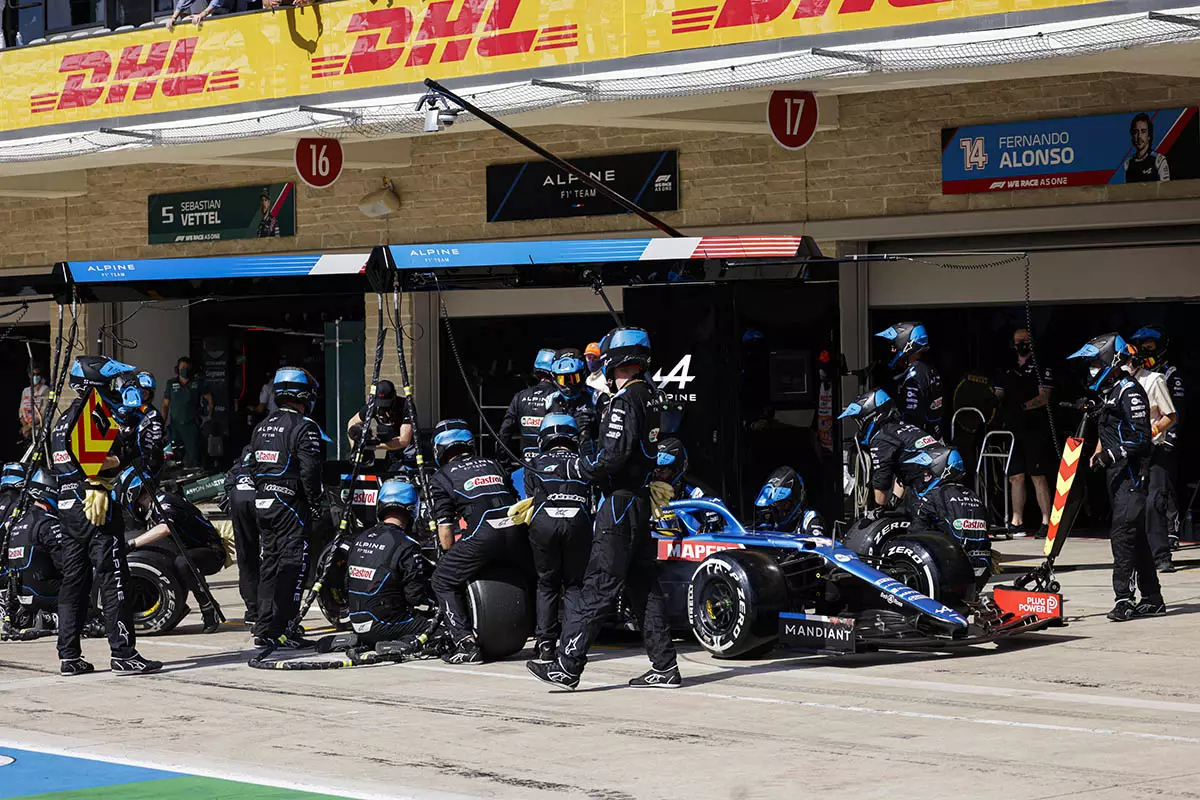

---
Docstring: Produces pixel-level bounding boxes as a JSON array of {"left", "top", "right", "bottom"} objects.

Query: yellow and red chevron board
[
  {"left": 1044, "top": 436, "right": 1084, "bottom": 557},
  {"left": 70, "top": 392, "right": 120, "bottom": 479}
]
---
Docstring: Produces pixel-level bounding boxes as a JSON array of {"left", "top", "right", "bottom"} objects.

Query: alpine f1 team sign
[{"left": 941, "top": 108, "right": 1200, "bottom": 194}]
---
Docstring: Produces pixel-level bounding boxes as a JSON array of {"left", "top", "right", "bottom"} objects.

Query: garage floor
[{"left": 2, "top": 539, "right": 1198, "bottom": 800}]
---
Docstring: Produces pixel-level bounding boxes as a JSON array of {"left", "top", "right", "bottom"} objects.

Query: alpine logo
[
  {"left": 255, "top": 450, "right": 280, "bottom": 464},
  {"left": 348, "top": 565, "right": 376, "bottom": 581},
  {"left": 310, "top": 0, "right": 578, "bottom": 79},
  {"left": 669, "top": 0, "right": 950, "bottom": 35},
  {"left": 952, "top": 518, "right": 987, "bottom": 531},
  {"left": 656, "top": 540, "right": 742, "bottom": 561},
  {"left": 465, "top": 474, "right": 503, "bottom": 491},
  {"left": 652, "top": 354, "right": 698, "bottom": 403},
  {"left": 31, "top": 38, "right": 239, "bottom": 115}
]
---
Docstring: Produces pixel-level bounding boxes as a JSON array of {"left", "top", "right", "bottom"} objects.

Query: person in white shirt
[{"left": 1130, "top": 358, "right": 1178, "bottom": 572}]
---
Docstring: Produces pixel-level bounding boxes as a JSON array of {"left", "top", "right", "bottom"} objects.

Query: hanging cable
[{"left": 1023, "top": 257, "right": 1061, "bottom": 455}]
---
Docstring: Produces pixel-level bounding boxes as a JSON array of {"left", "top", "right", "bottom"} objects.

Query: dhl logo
[
  {"left": 311, "top": 0, "right": 576, "bottom": 78},
  {"left": 70, "top": 393, "right": 119, "bottom": 479},
  {"left": 30, "top": 38, "right": 238, "bottom": 115},
  {"left": 671, "top": 0, "right": 949, "bottom": 34}
]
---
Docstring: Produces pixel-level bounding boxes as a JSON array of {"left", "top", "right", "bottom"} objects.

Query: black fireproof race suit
[
  {"left": 7, "top": 504, "right": 64, "bottom": 619},
  {"left": 546, "top": 390, "right": 601, "bottom": 457},
  {"left": 1098, "top": 377, "right": 1160, "bottom": 605},
  {"left": 141, "top": 492, "right": 225, "bottom": 608},
  {"left": 897, "top": 361, "right": 945, "bottom": 440},
  {"left": 347, "top": 521, "right": 432, "bottom": 645},
  {"left": 224, "top": 446, "right": 260, "bottom": 621},
  {"left": 51, "top": 393, "right": 138, "bottom": 661},
  {"left": 247, "top": 407, "right": 325, "bottom": 640},
  {"left": 428, "top": 455, "right": 525, "bottom": 643},
  {"left": 909, "top": 483, "right": 992, "bottom": 591},
  {"left": 497, "top": 381, "right": 559, "bottom": 466},
  {"left": 557, "top": 378, "right": 677, "bottom": 676},
  {"left": 113, "top": 407, "right": 166, "bottom": 483},
  {"left": 524, "top": 449, "right": 593, "bottom": 646},
  {"left": 866, "top": 420, "right": 939, "bottom": 496}
]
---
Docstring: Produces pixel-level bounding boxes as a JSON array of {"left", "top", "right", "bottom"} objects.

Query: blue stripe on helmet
[
  {"left": 551, "top": 356, "right": 586, "bottom": 376},
  {"left": 837, "top": 402, "right": 863, "bottom": 420},
  {"left": 904, "top": 451, "right": 934, "bottom": 466},
  {"left": 274, "top": 367, "right": 311, "bottom": 385},
  {"left": 378, "top": 480, "right": 418, "bottom": 507},
  {"left": 754, "top": 484, "right": 792, "bottom": 507},
  {"left": 948, "top": 450, "right": 964, "bottom": 471},
  {"left": 910, "top": 324, "right": 929, "bottom": 346},
  {"left": 875, "top": 326, "right": 899, "bottom": 341},
  {"left": 874, "top": 389, "right": 891, "bottom": 406},
  {"left": 610, "top": 328, "right": 650, "bottom": 349},
  {"left": 100, "top": 359, "right": 137, "bottom": 378},
  {"left": 540, "top": 413, "right": 579, "bottom": 431},
  {"left": 433, "top": 428, "right": 474, "bottom": 447},
  {"left": 1131, "top": 326, "right": 1161, "bottom": 340},
  {"left": 534, "top": 349, "right": 556, "bottom": 372},
  {"left": 1067, "top": 343, "right": 1100, "bottom": 360},
  {"left": 656, "top": 451, "right": 677, "bottom": 466}
]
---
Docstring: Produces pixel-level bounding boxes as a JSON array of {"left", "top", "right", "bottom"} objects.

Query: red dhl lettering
[
  {"left": 348, "top": 565, "right": 376, "bottom": 580},
  {"left": 670, "top": 0, "right": 949, "bottom": 34},
  {"left": 310, "top": 0, "right": 577, "bottom": 79},
  {"left": 30, "top": 38, "right": 239, "bottom": 115},
  {"left": 656, "top": 540, "right": 743, "bottom": 561}
]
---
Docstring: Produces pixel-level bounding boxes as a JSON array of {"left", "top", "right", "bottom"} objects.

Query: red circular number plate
[
  {"left": 767, "top": 91, "right": 819, "bottom": 151},
  {"left": 295, "top": 138, "right": 344, "bottom": 189}
]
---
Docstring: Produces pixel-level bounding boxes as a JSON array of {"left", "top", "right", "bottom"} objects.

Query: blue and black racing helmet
[
  {"left": 136, "top": 371, "right": 157, "bottom": 405},
  {"left": 1067, "top": 333, "right": 1134, "bottom": 393},
  {"left": 652, "top": 438, "right": 688, "bottom": 487},
  {"left": 903, "top": 445, "right": 965, "bottom": 497},
  {"left": 601, "top": 327, "right": 652, "bottom": 381},
  {"left": 433, "top": 419, "right": 474, "bottom": 466},
  {"left": 273, "top": 366, "right": 319, "bottom": 411},
  {"left": 551, "top": 350, "right": 588, "bottom": 398},
  {"left": 533, "top": 348, "right": 557, "bottom": 380},
  {"left": 1, "top": 462, "right": 25, "bottom": 490},
  {"left": 538, "top": 413, "right": 580, "bottom": 453},
  {"left": 377, "top": 478, "right": 419, "bottom": 522},
  {"left": 838, "top": 388, "right": 897, "bottom": 445},
  {"left": 753, "top": 466, "right": 805, "bottom": 530},
  {"left": 24, "top": 469, "right": 58, "bottom": 510},
  {"left": 69, "top": 355, "right": 137, "bottom": 404},
  {"left": 1130, "top": 325, "right": 1169, "bottom": 369},
  {"left": 116, "top": 465, "right": 150, "bottom": 520},
  {"left": 876, "top": 321, "right": 929, "bottom": 368}
]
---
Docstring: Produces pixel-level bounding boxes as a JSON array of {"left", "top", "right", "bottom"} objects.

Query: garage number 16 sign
[
  {"left": 768, "top": 90, "right": 819, "bottom": 151},
  {"left": 295, "top": 138, "right": 344, "bottom": 189}
]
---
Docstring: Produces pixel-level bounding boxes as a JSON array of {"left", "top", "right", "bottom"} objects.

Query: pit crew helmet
[
  {"left": 1067, "top": 333, "right": 1135, "bottom": 393},
  {"left": 1130, "top": 325, "right": 1169, "bottom": 369},
  {"left": 136, "top": 371, "right": 157, "bottom": 405},
  {"left": 1, "top": 462, "right": 25, "bottom": 490},
  {"left": 551, "top": 350, "right": 588, "bottom": 398},
  {"left": 533, "top": 348, "right": 557, "bottom": 380},
  {"left": 433, "top": 419, "right": 475, "bottom": 466},
  {"left": 376, "top": 478, "right": 419, "bottom": 523},
  {"left": 903, "top": 445, "right": 966, "bottom": 497},
  {"left": 876, "top": 321, "right": 930, "bottom": 368},
  {"left": 69, "top": 355, "right": 137, "bottom": 402},
  {"left": 753, "top": 466, "right": 806, "bottom": 530},
  {"left": 273, "top": 367, "right": 319, "bottom": 411},
  {"left": 653, "top": 438, "right": 688, "bottom": 487},
  {"left": 600, "top": 327, "right": 652, "bottom": 381},
  {"left": 24, "top": 469, "right": 58, "bottom": 510},
  {"left": 538, "top": 413, "right": 580, "bottom": 453},
  {"left": 116, "top": 465, "right": 151, "bottom": 521},
  {"left": 838, "top": 388, "right": 898, "bottom": 445}
]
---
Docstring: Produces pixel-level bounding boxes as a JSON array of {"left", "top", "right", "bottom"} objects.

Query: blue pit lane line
[{"left": 0, "top": 748, "right": 179, "bottom": 798}]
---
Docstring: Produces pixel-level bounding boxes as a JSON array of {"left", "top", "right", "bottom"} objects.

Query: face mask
[
  {"left": 32, "top": 375, "right": 43, "bottom": 385},
  {"left": 1014, "top": 342, "right": 1031, "bottom": 356},
  {"left": 179, "top": 366, "right": 190, "bottom": 379}
]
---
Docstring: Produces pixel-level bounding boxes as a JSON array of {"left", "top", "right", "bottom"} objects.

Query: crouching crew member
[
  {"left": 5, "top": 470, "right": 64, "bottom": 632},
  {"left": 903, "top": 445, "right": 992, "bottom": 592},
  {"left": 519, "top": 414, "right": 593, "bottom": 664},
  {"left": 753, "top": 466, "right": 825, "bottom": 536},
  {"left": 52, "top": 355, "right": 160, "bottom": 676},
  {"left": 119, "top": 467, "right": 226, "bottom": 634},
  {"left": 838, "top": 389, "right": 939, "bottom": 510},
  {"left": 346, "top": 479, "right": 436, "bottom": 647},
  {"left": 428, "top": 420, "right": 526, "bottom": 665},
  {"left": 1068, "top": 334, "right": 1164, "bottom": 622},
  {"left": 248, "top": 367, "right": 326, "bottom": 650},
  {"left": 527, "top": 328, "right": 680, "bottom": 691}
]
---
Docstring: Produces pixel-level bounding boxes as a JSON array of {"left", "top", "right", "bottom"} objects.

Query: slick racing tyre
[
  {"left": 315, "top": 540, "right": 350, "bottom": 630},
  {"left": 468, "top": 566, "right": 534, "bottom": 661},
  {"left": 690, "top": 550, "right": 788, "bottom": 659},
  {"left": 879, "top": 533, "right": 974, "bottom": 610},
  {"left": 842, "top": 515, "right": 911, "bottom": 559},
  {"left": 124, "top": 549, "right": 189, "bottom": 634}
]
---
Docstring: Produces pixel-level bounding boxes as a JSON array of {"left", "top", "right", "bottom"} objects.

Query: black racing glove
[{"left": 1092, "top": 449, "right": 1116, "bottom": 469}]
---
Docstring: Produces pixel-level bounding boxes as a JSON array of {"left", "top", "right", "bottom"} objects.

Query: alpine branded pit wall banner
[
  {"left": 942, "top": 108, "right": 1200, "bottom": 194},
  {"left": 148, "top": 183, "right": 296, "bottom": 244},
  {"left": 486, "top": 151, "right": 679, "bottom": 222}
]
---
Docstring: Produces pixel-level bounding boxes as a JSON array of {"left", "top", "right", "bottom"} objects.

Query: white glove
[{"left": 507, "top": 497, "right": 534, "bottom": 526}]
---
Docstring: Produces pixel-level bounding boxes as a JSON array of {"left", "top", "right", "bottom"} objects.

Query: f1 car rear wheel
[
  {"left": 879, "top": 534, "right": 974, "bottom": 610},
  {"left": 124, "top": 549, "right": 189, "bottom": 634},
  {"left": 468, "top": 566, "right": 535, "bottom": 661},
  {"left": 315, "top": 541, "right": 350, "bottom": 630},
  {"left": 690, "top": 550, "right": 788, "bottom": 659}
]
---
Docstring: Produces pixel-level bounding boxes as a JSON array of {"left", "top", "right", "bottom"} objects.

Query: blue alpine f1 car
[{"left": 656, "top": 499, "right": 1064, "bottom": 658}]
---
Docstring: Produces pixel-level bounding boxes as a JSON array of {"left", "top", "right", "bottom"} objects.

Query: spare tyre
[
  {"left": 879, "top": 533, "right": 975, "bottom": 610},
  {"left": 468, "top": 566, "right": 535, "bottom": 661},
  {"left": 125, "top": 549, "right": 189, "bottom": 634},
  {"left": 690, "top": 550, "right": 788, "bottom": 659},
  {"left": 315, "top": 539, "right": 351, "bottom": 630}
]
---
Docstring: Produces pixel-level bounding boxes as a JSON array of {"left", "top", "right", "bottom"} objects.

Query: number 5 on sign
[
  {"left": 767, "top": 90, "right": 819, "bottom": 151},
  {"left": 295, "top": 138, "right": 344, "bottom": 189}
]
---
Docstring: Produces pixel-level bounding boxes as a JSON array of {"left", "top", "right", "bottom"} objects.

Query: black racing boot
[
  {"left": 200, "top": 604, "right": 221, "bottom": 634},
  {"left": 1107, "top": 599, "right": 1137, "bottom": 622},
  {"left": 442, "top": 637, "right": 483, "bottom": 665},
  {"left": 60, "top": 658, "right": 95, "bottom": 676},
  {"left": 110, "top": 653, "right": 163, "bottom": 675},
  {"left": 1134, "top": 599, "right": 1168, "bottom": 617},
  {"left": 629, "top": 665, "right": 682, "bottom": 689},
  {"left": 534, "top": 639, "right": 556, "bottom": 663},
  {"left": 1156, "top": 559, "right": 1176, "bottom": 574},
  {"left": 526, "top": 658, "right": 580, "bottom": 690}
]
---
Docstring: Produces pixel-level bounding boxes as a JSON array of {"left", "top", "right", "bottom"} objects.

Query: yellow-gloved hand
[
  {"left": 84, "top": 483, "right": 111, "bottom": 526},
  {"left": 507, "top": 497, "right": 534, "bottom": 526},
  {"left": 649, "top": 481, "right": 675, "bottom": 519}
]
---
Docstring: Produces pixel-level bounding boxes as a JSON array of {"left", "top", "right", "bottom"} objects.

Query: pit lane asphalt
[{"left": 2, "top": 538, "right": 1199, "bottom": 800}]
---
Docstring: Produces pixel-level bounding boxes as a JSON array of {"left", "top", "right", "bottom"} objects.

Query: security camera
[{"left": 416, "top": 92, "right": 461, "bottom": 132}]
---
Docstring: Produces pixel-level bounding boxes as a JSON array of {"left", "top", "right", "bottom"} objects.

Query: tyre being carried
[{"left": 467, "top": 566, "right": 535, "bottom": 661}]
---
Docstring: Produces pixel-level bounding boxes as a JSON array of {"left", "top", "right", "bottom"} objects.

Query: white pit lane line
[{"left": 405, "top": 664, "right": 1200, "bottom": 744}]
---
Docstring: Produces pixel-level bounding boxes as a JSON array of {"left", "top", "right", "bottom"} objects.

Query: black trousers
[
  {"left": 528, "top": 509, "right": 592, "bottom": 643},
  {"left": 159, "top": 543, "right": 224, "bottom": 609},
  {"left": 1109, "top": 469, "right": 1162, "bottom": 604},
  {"left": 57, "top": 508, "right": 137, "bottom": 660},
  {"left": 230, "top": 490, "right": 261, "bottom": 618},
  {"left": 254, "top": 499, "right": 310, "bottom": 639},
  {"left": 352, "top": 608, "right": 435, "bottom": 646},
  {"left": 431, "top": 514, "right": 525, "bottom": 643},
  {"left": 558, "top": 491, "right": 676, "bottom": 675},
  {"left": 1146, "top": 448, "right": 1176, "bottom": 563}
]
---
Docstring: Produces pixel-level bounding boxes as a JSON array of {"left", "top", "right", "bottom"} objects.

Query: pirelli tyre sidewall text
[
  {"left": 114, "top": 548, "right": 189, "bottom": 634},
  {"left": 879, "top": 533, "right": 974, "bottom": 610},
  {"left": 689, "top": 550, "right": 788, "bottom": 659}
]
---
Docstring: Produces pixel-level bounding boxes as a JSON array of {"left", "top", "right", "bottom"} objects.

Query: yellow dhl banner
[{"left": 1, "top": 0, "right": 1109, "bottom": 135}]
